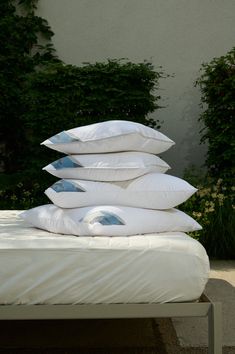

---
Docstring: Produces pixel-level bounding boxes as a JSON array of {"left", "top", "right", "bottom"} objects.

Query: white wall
[{"left": 37, "top": 0, "right": 235, "bottom": 176}]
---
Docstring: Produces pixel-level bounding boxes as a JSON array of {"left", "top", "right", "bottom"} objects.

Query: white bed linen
[{"left": 0, "top": 211, "right": 210, "bottom": 305}]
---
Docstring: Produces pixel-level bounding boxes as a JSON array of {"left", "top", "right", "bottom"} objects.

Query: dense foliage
[
  {"left": 195, "top": 47, "right": 235, "bottom": 185},
  {"left": 21, "top": 60, "right": 165, "bottom": 169},
  {"left": 0, "top": 1, "right": 167, "bottom": 209},
  {"left": 181, "top": 168, "right": 235, "bottom": 259},
  {"left": 185, "top": 48, "right": 235, "bottom": 259},
  {"left": 0, "top": 0, "right": 59, "bottom": 173}
]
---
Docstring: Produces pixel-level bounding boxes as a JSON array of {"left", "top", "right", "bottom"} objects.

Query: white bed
[
  {"left": 0, "top": 210, "right": 222, "bottom": 354},
  {"left": 0, "top": 210, "right": 209, "bottom": 305}
]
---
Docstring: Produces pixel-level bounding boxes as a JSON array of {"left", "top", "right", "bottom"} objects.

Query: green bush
[
  {"left": 195, "top": 47, "right": 235, "bottom": 185},
  {"left": 188, "top": 48, "right": 235, "bottom": 259},
  {"left": 0, "top": 0, "right": 59, "bottom": 173},
  {"left": 0, "top": 0, "right": 59, "bottom": 209},
  {"left": 181, "top": 168, "right": 235, "bottom": 259},
  {"left": 0, "top": 171, "right": 55, "bottom": 210},
  {"left": 21, "top": 60, "right": 166, "bottom": 169}
]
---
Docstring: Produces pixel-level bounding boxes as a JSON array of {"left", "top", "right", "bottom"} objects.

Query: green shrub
[
  {"left": 0, "top": 169, "right": 57, "bottom": 210},
  {"left": 181, "top": 168, "right": 235, "bottom": 259},
  {"left": 20, "top": 60, "right": 166, "bottom": 169},
  {"left": 0, "top": 0, "right": 59, "bottom": 173},
  {"left": 195, "top": 47, "right": 235, "bottom": 185},
  {"left": 188, "top": 48, "right": 235, "bottom": 259}
]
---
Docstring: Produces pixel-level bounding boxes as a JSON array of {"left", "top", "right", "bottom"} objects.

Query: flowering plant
[{"left": 181, "top": 172, "right": 235, "bottom": 259}]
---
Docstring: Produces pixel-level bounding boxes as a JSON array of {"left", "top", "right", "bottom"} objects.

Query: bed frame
[{"left": 0, "top": 294, "right": 221, "bottom": 354}]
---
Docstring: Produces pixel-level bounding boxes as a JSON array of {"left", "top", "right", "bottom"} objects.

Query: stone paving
[{"left": 172, "top": 260, "right": 235, "bottom": 352}]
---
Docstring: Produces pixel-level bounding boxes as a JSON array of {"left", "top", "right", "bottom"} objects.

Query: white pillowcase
[
  {"left": 45, "top": 173, "right": 197, "bottom": 209},
  {"left": 20, "top": 204, "right": 202, "bottom": 237},
  {"left": 41, "top": 120, "right": 175, "bottom": 154},
  {"left": 43, "top": 152, "right": 170, "bottom": 181}
]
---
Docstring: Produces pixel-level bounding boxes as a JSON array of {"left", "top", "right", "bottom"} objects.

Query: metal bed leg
[{"left": 208, "top": 302, "right": 222, "bottom": 354}]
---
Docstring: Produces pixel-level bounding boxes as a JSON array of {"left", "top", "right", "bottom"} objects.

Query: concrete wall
[{"left": 37, "top": 0, "right": 235, "bottom": 176}]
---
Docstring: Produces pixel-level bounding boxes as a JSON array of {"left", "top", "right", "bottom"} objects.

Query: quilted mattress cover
[{"left": 0, "top": 211, "right": 210, "bottom": 305}]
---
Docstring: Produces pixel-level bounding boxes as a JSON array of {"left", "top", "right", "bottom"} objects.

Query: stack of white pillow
[{"left": 21, "top": 120, "right": 202, "bottom": 236}]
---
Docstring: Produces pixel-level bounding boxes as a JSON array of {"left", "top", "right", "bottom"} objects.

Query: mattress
[{"left": 0, "top": 210, "right": 210, "bottom": 305}]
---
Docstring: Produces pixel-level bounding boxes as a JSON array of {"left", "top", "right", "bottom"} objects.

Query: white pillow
[
  {"left": 45, "top": 173, "right": 197, "bottom": 209},
  {"left": 41, "top": 120, "right": 175, "bottom": 154},
  {"left": 43, "top": 152, "right": 170, "bottom": 181},
  {"left": 20, "top": 204, "right": 202, "bottom": 237}
]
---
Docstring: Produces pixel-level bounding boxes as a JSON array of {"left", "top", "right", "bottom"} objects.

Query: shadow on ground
[{"left": 0, "top": 318, "right": 167, "bottom": 354}]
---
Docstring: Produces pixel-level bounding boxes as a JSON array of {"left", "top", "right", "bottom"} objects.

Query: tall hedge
[
  {"left": 181, "top": 47, "right": 235, "bottom": 259},
  {"left": 195, "top": 47, "right": 235, "bottom": 185},
  {"left": 21, "top": 60, "right": 165, "bottom": 170},
  {"left": 0, "top": 0, "right": 59, "bottom": 173}
]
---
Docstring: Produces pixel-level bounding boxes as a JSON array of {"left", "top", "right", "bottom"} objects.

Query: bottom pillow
[{"left": 20, "top": 204, "right": 202, "bottom": 237}]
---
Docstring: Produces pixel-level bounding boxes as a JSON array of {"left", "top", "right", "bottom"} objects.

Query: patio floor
[{"left": 172, "top": 260, "right": 235, "bottom": 353}]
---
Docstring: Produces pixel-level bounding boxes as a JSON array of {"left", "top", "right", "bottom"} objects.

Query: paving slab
[{"left": 172, "top": 260, "right": 235, "bottom": 348}]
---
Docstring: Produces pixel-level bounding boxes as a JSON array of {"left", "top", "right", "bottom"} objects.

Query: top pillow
[{"left": 41, "top": 120, "right": 175, "bottom": 154}]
